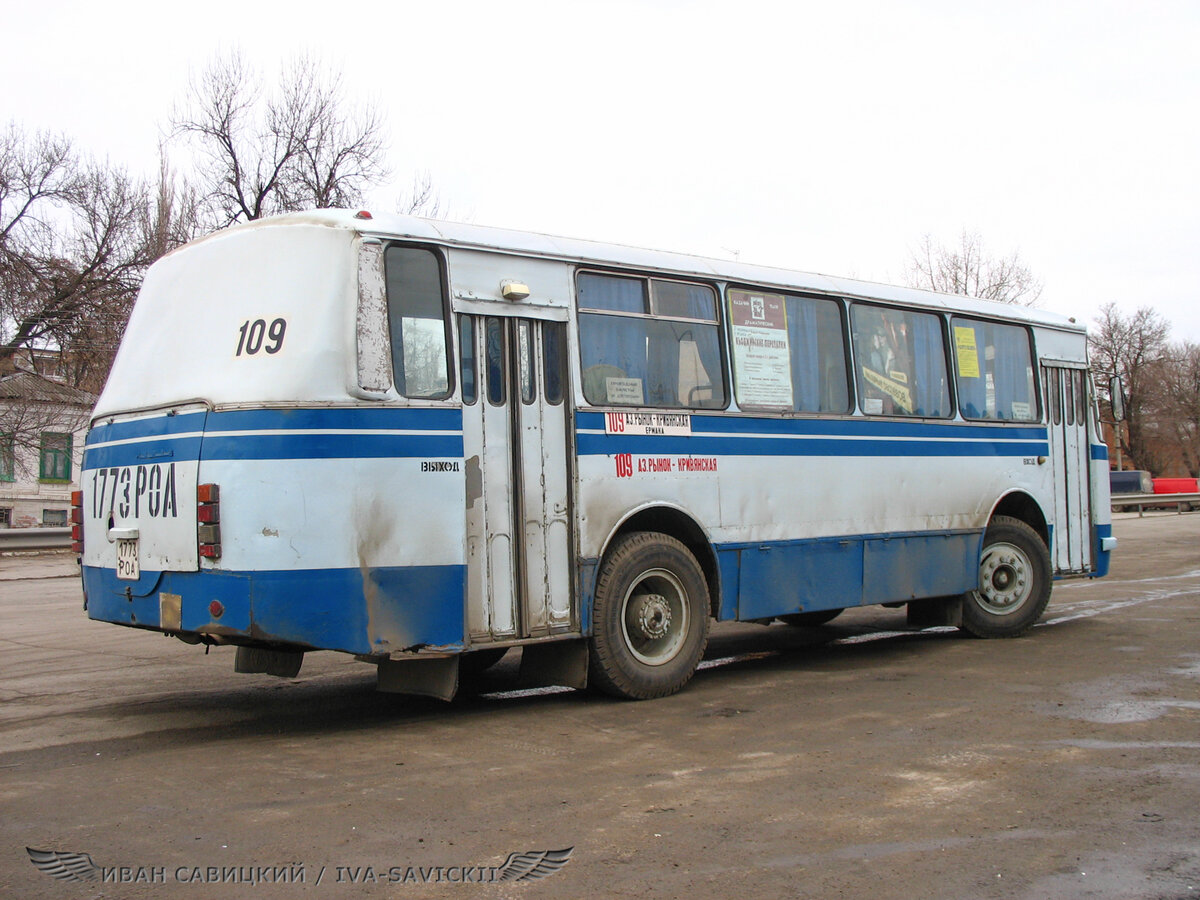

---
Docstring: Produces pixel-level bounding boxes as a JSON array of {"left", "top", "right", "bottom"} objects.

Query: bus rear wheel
[
  {"left": 588, "top": 532, "right": 710, "bottom": 700},
  {"left": 961, "top": 515, "right": 1051, "bottom": 638}
]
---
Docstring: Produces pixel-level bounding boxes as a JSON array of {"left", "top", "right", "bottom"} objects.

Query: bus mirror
[
  {"left": 1109, "top": 375, "right": 1126, "bottom": 421},
  {"left": 356, "top": 240, "right": 392, "bottom": 395}
]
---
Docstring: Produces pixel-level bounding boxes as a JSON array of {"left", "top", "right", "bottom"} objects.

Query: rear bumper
[{"left": 83, "top": 564, "right": 467, "bottom": 655}]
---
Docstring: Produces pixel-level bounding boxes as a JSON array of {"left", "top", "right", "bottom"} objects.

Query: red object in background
[{"left": 1152, "top": 477, "right": 1200, "bottom": 494}]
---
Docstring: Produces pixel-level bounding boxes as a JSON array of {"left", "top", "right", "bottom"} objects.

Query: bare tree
[
  {"left": 906, "top": 230, "right": 1043, "bottom": 306},
  {"left": 171, "top": 51, "right": 392, "bottom": 227},
  {"left": 1, "top": 125, "right": 152, "bottom": 371},
  {"left": 1088, "top": 302, "right": 1172, "bottom": 474},
  {"left": 1155, "top": 341, "right": 1200, "bottom": 477}
]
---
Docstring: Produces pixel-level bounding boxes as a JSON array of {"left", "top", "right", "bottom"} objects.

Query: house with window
[{"left": 0, "top": 372, "right": 96, "bottom": 528}]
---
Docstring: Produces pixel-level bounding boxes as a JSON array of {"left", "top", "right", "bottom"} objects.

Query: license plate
[{"left": 116, "top": 539, "right": 140, "bottom": 581}]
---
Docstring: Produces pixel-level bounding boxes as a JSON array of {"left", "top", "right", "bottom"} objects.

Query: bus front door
[
  {"left": 1043, "top": 364, "right": 1093, "bottom": 573},
  {"left": 460, "top": 315, "right": 573, "bottom": 643}
]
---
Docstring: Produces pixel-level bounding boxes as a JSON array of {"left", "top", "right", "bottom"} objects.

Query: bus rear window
[{"left": 385, "top": 246, "right": 450, "bottom": 399}]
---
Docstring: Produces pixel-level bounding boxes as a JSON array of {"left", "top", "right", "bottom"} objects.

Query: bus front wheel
[
  {"left": 588, "top": 532, "right": 710, "bottom": 700},
  {"left": 961, "top": 515, "right": 1051, "bottom": 638}
]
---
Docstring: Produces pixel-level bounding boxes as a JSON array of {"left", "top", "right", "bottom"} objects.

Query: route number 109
[{"left": 236, "top": 318, "right": 288, "bottom": 356}]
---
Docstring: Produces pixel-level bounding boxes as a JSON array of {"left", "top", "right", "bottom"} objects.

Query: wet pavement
[{"left": 1, "top": 512, "right": 1198, "bottom": 898}]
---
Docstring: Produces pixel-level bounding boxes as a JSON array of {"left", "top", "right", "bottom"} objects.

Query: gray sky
[{"left": 7, "top": 0, "right": 1199, "bottom": 340}]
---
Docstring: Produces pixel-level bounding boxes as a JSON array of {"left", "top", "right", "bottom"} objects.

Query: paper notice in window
[
  {"left": 729, "top": 290, "right": 793, "bottom": 408},
  {"left": 605, "top": 377, "right": 645, "bottom": 405},
  {"left": 954, "top": 326, "right": 981, "bottom": 378}
]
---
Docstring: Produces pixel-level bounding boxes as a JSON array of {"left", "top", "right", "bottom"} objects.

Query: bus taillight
[
  {"left": 70, "top": 490, "right": 84, "bottom": 554},
  {"left": 197, "top": 483, "right": 221, "bottom": 559}
]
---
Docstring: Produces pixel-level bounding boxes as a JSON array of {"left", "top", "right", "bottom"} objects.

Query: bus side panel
[{"left": 574, "top": 412, "right": 1051, "bottom": 621}]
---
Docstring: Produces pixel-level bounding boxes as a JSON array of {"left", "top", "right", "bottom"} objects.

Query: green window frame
[
  {"left": 0, "top": 435, "right": 14, "bottom": 482},
  {"left": 39, "top": 432, "right": 72, "bottom": 482}
]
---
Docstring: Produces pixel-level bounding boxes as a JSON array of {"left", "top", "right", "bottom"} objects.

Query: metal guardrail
[
  {"left": 0, "top": 527, "right": 72, "bottom": 551},
  {"left": 1111, "top": 492, "right": 1200, "bottom": 517}
]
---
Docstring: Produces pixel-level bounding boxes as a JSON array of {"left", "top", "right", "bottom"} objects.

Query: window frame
[
  {"left": 849, "top": 302, "right": 954, "bottom": 420},
  {"left": 39, "top": 432, "right": 73, "bottom": 483},
  {"left": 575, "top": 268, "right": 729, "bottom": 410},
  {"left": 0, "top": 434, "right": 14, "bottom": 482},
  {"left": 382, "top": 241, "right": 455, "bottom": 402},
  {"left": 724, "top": 284, "right": 854, "bottom": 416},
  {"left": 949, "top": 315, "right": 1041, "bottom": 424}
]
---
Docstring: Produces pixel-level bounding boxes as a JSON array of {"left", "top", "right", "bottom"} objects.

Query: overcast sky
[{"left": 7, "top": 0, "right": 1198, "bottom": 340}]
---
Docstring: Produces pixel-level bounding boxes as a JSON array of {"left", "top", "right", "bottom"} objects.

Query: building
[{"left": 0, "top": 372, "right": 96, "bottom": 528}]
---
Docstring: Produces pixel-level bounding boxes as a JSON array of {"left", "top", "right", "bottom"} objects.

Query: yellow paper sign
[{"left": 954, "top": 326, "right": 980, "bottom": 378}]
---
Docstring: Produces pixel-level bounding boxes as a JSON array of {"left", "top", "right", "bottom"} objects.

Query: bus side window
[
  {"left": 384, "top": 246, "right": 451, "bottom": 399},
  {"left": 951, "top": 317, "right": 1037, "bottom": 422},
  {"left": 851, "top": 304, "right": 951, "bottom": 417},
  {"left": 543, "top": 322, "right": 566, "bottom": 405},
  {"left": 576, "top": 272, "right": 725, "bottom": 409},
  {"left": 485, "top": 317, "right": 506, "bottom": 406},
  {"left": 727, "top": 289, "right": 850, "bottom": 413},
  {"left": 460, "top": 317, "right": 477, "bottom": 405}
]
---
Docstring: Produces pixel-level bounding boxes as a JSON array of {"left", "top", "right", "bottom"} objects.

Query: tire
[
  {"left": 778, "top": 608, "right": 844, "bottom": 627},
  {"left": 960, "top": 515, "right": 1051, "bottom": 638},
  {"left": 588, "top": 532, "right": 710, "bottom": 700}
]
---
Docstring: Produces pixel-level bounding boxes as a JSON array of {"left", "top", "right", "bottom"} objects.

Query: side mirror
[{"left": 1109, "top": 375, "right": 1126, "bottom": 421}]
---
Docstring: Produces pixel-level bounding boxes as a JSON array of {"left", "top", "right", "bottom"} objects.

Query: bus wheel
[
  {"left": 779, "top": 608, "right": 844, "bottom": 627},
  {"left": 588, "top": 532, "right": 710, "bottom": 700},
  {"left": 961, "top": 515, "right": 1051, "bottom": 638}
]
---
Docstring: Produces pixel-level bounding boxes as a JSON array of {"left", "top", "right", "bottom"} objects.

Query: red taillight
[
  {"left": 198, "top": 483, "right": 221, "bottom": 559},
  {"left": 71, "top": 490, "right": 84, "bottom": 554}
]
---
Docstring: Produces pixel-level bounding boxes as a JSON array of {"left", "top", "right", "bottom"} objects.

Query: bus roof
[{"left": 217, "top": 209, "right": 1085, "bottom": 334}]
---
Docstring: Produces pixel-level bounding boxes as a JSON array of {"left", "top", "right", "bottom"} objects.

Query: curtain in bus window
[
  {"left": 655, "top": 280, "right": 716, "bottom": 320},
  {"left": 578, "top": 273, "right": 645, "bottom": 313},
  {"left": 992, "top": 323, "right": 1034, "bottom": 420},
  {"left": 579, "top": 313, "right": 650, "bottom": 404},
  {"left": 953, "top": 317, "right": 1035, "bottom": 421},
  {"left": 786, "top": 299, "right": 820, "bottom": 411},
  {"left": 911, "top": 314, "right": 950, "bottom": 417}
]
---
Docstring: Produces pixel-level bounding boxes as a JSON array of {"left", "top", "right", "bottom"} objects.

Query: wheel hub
[
  {"left": 634, "top": 593, "right": 672, "bottom": 639},
  {"left": 979, "top": 548, "right": 1030, "bottom": 611}
]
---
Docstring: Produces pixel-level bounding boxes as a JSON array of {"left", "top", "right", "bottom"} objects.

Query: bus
[{"left": 75, "top": 210, "right": 1115, "bottom": 700}]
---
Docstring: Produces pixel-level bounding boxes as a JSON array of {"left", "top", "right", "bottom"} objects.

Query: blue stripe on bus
[
  {"left": 1091, "top": 445, "right": 1109, "bottom": 461},
  {"left": 84, "top": 407, "right": 465, "bottom": 469},
  {"left": 575, "top": 410, "right": 1048, "bottom": 442},
  {"left": 206, "top": 407, "right": 463, "bottom": 433},
  {"left": 87, "top": 412, "right": 208, "bottom": 446},
  {"left": 199, "top": 432, "right": 463, "bottom": 461},
  {"left": 84, "top": 432, "right": 464, "bottom": 468},
  {"left": 82, "top": 563, "right": 467, "bottom": 655},
  {"left": 87, "top": 407, "right": 462, "bottom": 445},
  {"left": 84, "top": 437, "right": 205, "bottom": 470},
  {"left": 576, "top": 432, "right": 1048, "bottom": 458}
]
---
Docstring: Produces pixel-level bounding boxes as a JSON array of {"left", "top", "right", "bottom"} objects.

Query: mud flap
[
  {"left": 234, "top": 646, "right": 304, "bottom": 678},
  {"left": 907, "top": 596, "right": 964, "bottom": 629},
  {"left": 376, "top": 656, "right": 459, "bottom": 701},
  {"left": 518, "top": 639, "right": 588, "bottom": 690}
]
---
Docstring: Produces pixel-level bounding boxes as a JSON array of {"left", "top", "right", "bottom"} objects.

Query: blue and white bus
[{"left": 75, "top": 211, "right": 1115, "bottom": 700}]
